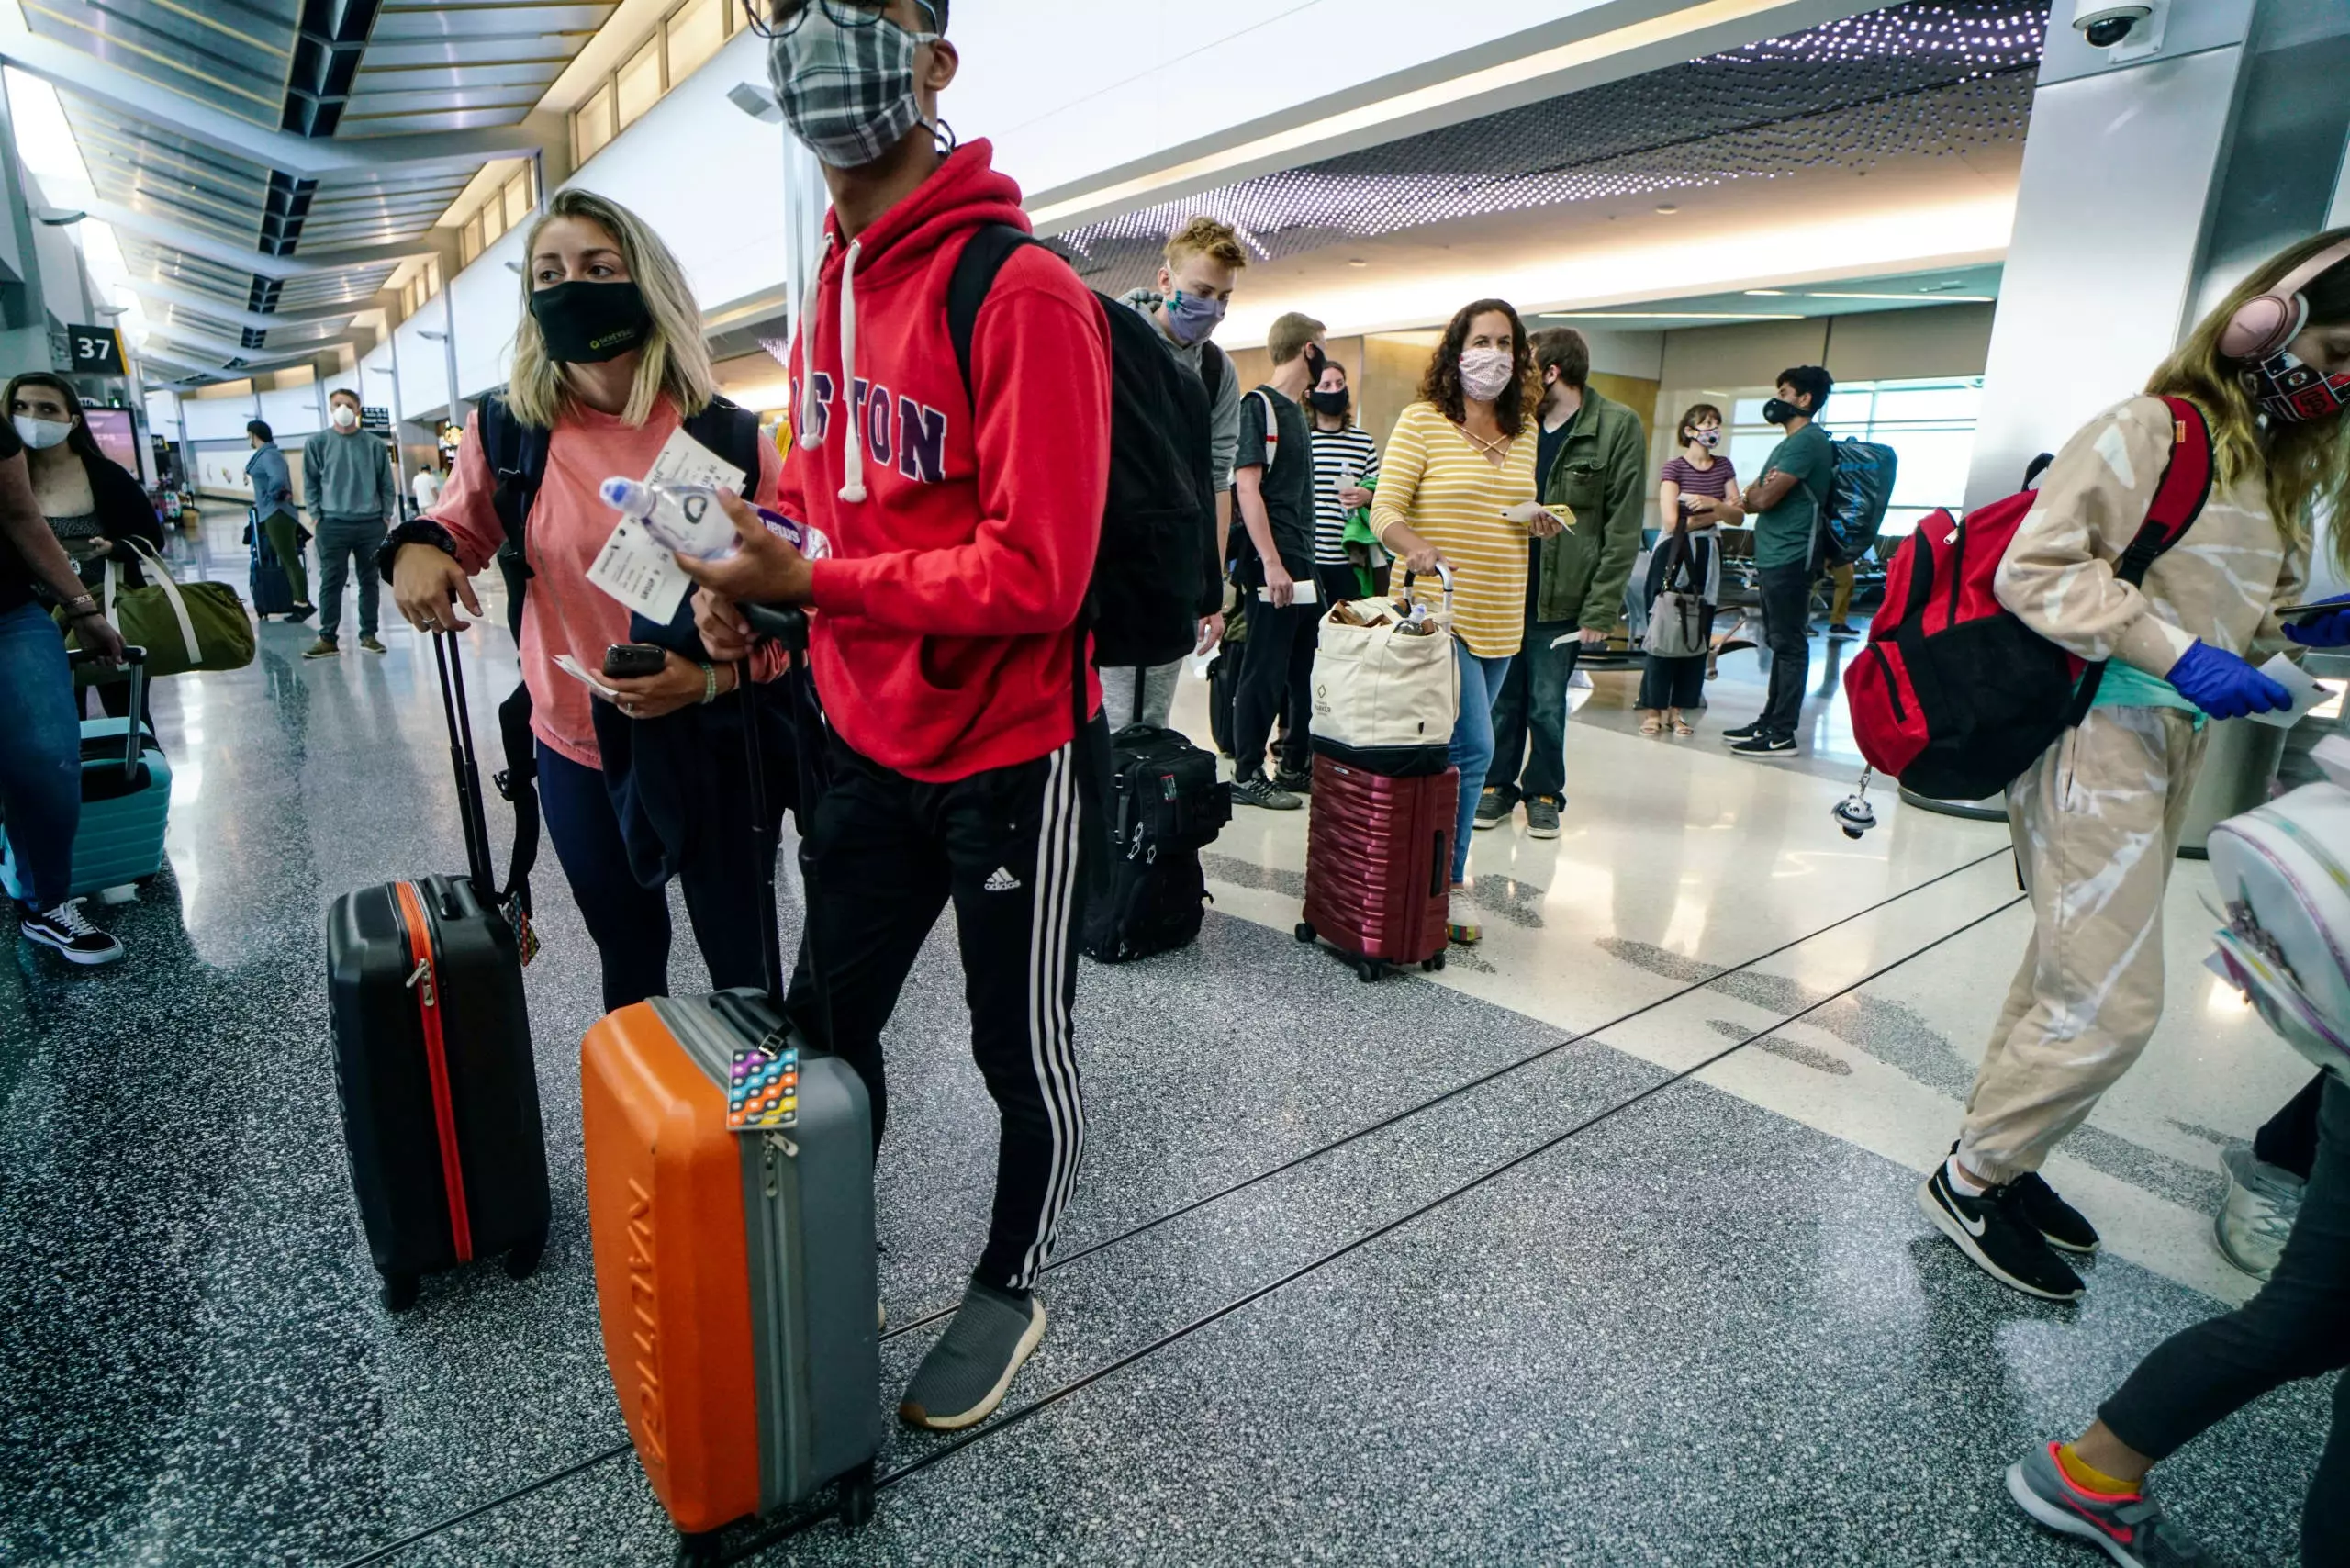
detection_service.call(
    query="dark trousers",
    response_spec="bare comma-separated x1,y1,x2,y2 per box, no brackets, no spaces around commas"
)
1236,593,1316,780
2100,1076,2350,1565
1486,617,1581,808
315,515,386,640
1755,561,1813,739
784,725,1100,1294
2258,1075,2326,1182
536,742,773,1014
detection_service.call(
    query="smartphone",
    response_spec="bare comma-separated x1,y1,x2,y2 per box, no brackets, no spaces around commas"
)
2268,602,2345,622
603,643,668,679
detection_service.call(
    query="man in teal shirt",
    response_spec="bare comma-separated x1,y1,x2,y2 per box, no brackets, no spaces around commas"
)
300,387,399,658
1726,365,1833,756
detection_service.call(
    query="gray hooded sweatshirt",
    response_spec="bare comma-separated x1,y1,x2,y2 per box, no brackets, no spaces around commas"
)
1121,288,1239,494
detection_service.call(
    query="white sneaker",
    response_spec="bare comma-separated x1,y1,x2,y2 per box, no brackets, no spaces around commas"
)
2215,1140,2301,1280
19,899,126,965
1447,889,1482,946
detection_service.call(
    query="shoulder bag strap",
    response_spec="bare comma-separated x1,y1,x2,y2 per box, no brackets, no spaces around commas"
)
947,223,1036,404
118,535,202,668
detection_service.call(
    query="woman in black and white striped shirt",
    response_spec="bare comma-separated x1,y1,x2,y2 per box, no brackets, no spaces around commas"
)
1306,361,1382,601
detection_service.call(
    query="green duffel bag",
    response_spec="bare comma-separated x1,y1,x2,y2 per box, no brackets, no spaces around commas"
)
62,536,254,682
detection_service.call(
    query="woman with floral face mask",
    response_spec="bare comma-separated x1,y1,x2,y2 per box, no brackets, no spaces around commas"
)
1370,298,1566,944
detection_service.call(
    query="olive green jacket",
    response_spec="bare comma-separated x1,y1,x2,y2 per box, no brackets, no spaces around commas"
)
1534,386,1648,631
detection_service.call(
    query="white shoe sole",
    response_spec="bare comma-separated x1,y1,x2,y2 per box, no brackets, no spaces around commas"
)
21,929,125,966
1915,1178,2082,1302
2005,1462,2146,1566
899,1299,1046,1432
1472,817,1503,831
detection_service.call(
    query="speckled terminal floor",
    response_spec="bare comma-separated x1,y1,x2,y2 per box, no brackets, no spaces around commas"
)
0,521,2332,1567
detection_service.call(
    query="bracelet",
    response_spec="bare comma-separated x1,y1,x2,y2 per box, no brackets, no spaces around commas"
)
699,661,719,705
62,595,100,619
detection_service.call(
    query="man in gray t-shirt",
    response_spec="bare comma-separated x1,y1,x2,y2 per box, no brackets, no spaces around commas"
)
1104,216,1247,731
300,386,398,657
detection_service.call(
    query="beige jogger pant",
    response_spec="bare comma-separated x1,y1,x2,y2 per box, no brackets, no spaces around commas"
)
1957,704,2208,1185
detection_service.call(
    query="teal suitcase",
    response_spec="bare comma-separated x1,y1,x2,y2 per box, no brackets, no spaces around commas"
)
1,650,171,902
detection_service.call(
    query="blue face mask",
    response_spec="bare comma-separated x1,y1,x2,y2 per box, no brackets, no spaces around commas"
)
1162,290,1225,346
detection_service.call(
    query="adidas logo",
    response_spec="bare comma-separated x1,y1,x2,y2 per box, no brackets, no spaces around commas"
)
983,868,1023,893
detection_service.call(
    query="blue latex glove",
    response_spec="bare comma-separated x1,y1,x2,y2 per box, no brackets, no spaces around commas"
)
2283,594,2350,648
2166,640,2291,720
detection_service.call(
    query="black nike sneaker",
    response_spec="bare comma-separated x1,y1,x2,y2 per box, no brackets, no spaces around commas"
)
1918,1162,2085,1301
2011,1171,2101,1255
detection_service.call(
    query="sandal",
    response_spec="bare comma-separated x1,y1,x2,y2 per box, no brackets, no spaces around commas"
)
1640,715,1664,736
1672,716,1695,737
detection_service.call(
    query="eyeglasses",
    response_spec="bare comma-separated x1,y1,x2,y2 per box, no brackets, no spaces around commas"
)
740,0,937,39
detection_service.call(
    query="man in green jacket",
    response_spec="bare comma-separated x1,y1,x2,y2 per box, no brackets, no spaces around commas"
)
1479,328,1647,838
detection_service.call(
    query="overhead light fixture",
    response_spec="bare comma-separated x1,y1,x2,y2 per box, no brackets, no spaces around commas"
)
1347,258,1369,268
34,206,86,227
1802,290,1994,302
1543,311,1805,321
1654,203,1679,215
1744,289,1787,297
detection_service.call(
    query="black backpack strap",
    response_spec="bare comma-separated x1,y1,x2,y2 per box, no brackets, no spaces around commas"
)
948,223,1039,401
478,394,551,641
1200,341,1229,409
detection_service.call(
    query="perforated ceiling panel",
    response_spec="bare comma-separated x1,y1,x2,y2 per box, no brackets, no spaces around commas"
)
1048,0,2047,287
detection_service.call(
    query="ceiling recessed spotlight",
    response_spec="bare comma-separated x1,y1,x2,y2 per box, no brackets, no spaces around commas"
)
1654,203,1679,214
1744,289,1787,297
1346,258,1368,268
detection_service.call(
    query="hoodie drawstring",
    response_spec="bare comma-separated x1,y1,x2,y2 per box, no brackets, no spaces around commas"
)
836,238,866,504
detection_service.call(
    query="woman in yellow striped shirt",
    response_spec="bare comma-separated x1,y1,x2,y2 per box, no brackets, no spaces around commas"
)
1371,298,1566,944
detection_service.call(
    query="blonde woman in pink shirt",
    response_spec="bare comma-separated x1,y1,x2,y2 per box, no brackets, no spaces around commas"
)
386,189,785,1012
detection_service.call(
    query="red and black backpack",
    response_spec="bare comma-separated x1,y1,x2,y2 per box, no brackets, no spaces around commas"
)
1844,396,2212,801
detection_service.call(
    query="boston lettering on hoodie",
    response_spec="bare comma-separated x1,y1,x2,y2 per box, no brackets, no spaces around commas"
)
785,140,1114,784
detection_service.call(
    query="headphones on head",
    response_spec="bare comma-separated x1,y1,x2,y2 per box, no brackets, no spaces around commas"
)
2220,235,2350,363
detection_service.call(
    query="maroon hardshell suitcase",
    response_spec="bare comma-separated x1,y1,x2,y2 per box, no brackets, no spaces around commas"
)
1296,755,1456,981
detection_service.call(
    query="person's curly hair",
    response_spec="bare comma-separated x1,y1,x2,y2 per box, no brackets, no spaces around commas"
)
1417,297,1538,438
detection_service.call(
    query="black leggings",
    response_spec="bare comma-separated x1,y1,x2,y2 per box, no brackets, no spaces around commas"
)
2099,1075,2350,1565
2257,1074,2326,1181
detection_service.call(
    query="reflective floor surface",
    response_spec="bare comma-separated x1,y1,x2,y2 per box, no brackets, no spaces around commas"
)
0,518,2329,1566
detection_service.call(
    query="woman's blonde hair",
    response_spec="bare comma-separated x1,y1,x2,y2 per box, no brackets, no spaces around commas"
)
507,188,713,431
2146,226,2350,566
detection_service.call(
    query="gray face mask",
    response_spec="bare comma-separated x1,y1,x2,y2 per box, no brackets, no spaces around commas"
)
766,7,941,170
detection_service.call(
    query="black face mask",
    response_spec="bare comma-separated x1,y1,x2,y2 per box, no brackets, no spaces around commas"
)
1309,388,1350,417
530,279,653,364
1302,344,1329,385
1762,397,1804,426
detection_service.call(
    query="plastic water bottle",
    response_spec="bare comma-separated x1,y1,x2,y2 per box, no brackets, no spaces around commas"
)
600,477,831,561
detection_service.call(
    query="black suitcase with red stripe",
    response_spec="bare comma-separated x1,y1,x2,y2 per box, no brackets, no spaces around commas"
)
327,633,550,1311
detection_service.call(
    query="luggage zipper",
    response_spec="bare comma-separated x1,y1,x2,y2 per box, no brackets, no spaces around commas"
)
760,1129,800,1198
1867,644,1908,723
393,880,474,1264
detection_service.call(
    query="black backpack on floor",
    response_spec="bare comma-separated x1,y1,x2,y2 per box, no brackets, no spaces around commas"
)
1082,721,1230,963
948,226,1225,670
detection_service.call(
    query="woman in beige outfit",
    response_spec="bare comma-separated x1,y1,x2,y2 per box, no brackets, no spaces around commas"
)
1920,230,2350,1303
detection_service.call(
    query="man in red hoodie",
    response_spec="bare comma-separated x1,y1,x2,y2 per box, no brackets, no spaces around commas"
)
688,0,1111,1433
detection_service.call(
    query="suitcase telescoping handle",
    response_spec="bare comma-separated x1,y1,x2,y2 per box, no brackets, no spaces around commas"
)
1399,562,1457,619
430,631,498,903
68,645,149,780
734,602,835,1043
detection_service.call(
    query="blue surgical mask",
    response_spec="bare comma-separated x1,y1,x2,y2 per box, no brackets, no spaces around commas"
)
1162,290,1225,346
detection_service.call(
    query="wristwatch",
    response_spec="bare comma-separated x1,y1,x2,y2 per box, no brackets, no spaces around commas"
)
62,594,101,620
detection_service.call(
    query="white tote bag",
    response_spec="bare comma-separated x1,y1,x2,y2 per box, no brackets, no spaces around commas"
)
1309,591,1458,758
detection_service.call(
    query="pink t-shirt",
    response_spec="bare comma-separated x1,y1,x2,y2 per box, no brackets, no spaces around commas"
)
427,398,785,768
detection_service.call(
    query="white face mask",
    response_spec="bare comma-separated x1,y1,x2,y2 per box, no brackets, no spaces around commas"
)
330,405,359,430
14,414,72,451
1458,347,1516,404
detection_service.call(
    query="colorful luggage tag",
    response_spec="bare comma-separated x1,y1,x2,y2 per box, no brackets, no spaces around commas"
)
726,1041,799,1133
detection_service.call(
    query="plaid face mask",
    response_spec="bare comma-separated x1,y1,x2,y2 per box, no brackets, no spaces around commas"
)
765,5,939,169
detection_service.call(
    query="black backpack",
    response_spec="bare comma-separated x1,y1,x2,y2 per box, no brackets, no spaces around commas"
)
947,225,1225,670
470,391,769,895
1081,721,1230,963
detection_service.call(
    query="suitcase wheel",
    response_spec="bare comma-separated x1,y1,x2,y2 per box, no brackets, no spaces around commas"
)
1422,954,1446,973
504,1224,548,1282
838,1461,878,1529
378,1271,420,1314
1292,922,1315,945
673,1531,723,1566
1353,958,1384,984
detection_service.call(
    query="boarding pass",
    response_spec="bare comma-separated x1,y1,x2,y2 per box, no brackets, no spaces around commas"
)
584,428,749,622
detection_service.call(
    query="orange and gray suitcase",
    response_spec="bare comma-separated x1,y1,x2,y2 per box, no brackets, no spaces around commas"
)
582,607,881,1553
327,633,549,1311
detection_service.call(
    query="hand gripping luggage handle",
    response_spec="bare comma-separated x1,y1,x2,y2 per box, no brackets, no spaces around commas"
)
430,632,498,901
1400,563,1457,616
69,644,149,779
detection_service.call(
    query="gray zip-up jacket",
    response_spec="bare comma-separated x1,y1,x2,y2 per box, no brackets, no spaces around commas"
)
301,425,399,525
1121,288,1238,493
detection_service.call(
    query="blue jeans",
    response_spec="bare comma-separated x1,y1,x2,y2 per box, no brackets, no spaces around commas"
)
1451,644,1512,885
0,601,82,910
537,742,774,1014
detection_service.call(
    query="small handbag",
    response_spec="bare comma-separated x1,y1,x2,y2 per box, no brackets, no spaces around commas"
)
1642,531,1707,661
63,535,256,681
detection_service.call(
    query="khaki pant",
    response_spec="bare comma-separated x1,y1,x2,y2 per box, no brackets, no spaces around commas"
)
1958,705,2207,1184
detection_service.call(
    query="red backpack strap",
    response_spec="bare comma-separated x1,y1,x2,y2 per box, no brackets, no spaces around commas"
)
2113,396,2213,587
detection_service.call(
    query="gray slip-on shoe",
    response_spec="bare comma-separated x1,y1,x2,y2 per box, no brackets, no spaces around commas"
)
899,1279,1046,1432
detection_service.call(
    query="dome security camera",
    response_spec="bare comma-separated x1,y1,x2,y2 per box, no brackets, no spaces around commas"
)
2073,0,2163,56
